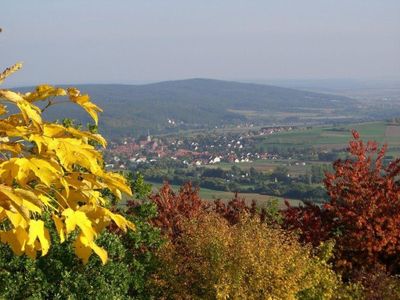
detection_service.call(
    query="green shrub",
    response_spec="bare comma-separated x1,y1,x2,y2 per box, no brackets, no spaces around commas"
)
0,202,163,299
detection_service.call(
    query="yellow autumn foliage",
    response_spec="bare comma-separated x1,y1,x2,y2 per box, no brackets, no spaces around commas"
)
156,213,357,300
0,63,134,264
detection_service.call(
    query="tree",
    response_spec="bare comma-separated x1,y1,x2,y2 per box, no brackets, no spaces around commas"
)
324,130,400,274
311,164,325,183
284,131,400,277
271,165,290,182
0,63,134,264
149,182,206,240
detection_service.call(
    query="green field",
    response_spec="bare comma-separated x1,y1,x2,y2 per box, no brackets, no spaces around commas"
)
205,160,329,176
256,122,400,152
201,121,400,180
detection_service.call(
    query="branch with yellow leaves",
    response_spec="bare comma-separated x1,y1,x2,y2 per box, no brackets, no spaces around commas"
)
0,62,23,84
0,63,133,264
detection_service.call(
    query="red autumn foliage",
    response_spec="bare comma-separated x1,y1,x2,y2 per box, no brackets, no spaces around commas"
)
149,182,207,240
325,130,400,274
282,200,333,247
214,192,267,225
149,182,268,240
284,130,400,276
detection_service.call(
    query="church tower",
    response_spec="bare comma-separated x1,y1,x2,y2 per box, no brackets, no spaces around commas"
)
147,129,151,142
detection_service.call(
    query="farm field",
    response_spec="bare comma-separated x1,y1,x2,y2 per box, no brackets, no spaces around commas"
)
255,122,400,152
205,160,330,176
227,108,352,122
200,121,400,180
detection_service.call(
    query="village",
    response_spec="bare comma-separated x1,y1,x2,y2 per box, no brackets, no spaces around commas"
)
104,126,298,169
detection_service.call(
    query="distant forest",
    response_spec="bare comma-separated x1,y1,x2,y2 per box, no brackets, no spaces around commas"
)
17,79,357,137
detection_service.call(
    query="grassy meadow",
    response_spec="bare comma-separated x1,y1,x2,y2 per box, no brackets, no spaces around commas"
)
256,122,400,151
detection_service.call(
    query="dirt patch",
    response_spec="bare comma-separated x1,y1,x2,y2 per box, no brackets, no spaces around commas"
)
385,125,400,137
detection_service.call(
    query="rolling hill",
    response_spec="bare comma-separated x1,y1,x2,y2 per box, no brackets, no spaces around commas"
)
17,79,357,137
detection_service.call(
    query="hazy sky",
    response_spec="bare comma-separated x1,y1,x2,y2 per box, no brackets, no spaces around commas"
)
2,0,400,86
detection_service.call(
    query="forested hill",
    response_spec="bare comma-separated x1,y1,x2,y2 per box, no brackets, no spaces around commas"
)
18,79,356,137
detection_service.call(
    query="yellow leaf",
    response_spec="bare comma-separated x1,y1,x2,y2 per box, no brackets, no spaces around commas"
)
106,209,135,232
74,233,108,265
73,234,92,264
27,220,51,256
0,121,29,137
0,142,22,156
99,171,132,199
63,208,96,242
29,157,63,187
68,89,102,125
67,126,107,148
60,189,87,208
0,186,32,222
28,134,46,154
0,186,22,206
0,159,29,186
0,157,63,187
24,244,37,259
42,123,66,137
0,104,7,115
0,227,28,255
14,189,43,213
0,207,6,222
80,206,111,232
91,241,108,265
17,100,42,125
0,90,42,125
52,214,65,243
38,194,56,210
0,89,24,103
60,178,70,198
0,62,22,84
23,85,66,102
66,172,106,191
47,137,102,173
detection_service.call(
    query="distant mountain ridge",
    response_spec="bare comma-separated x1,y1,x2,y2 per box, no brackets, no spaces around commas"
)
17,78,357,137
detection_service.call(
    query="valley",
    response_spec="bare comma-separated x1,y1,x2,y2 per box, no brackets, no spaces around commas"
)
106,120,400,206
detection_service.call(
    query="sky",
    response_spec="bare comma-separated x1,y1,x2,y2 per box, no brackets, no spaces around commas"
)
1,0,400,86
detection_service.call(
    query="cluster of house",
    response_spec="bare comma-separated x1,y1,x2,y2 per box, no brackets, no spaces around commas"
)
259,126,296,135
105,127,292,169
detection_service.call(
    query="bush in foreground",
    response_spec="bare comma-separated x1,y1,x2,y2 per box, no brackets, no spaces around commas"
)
154,213,357,299
0,201,163,299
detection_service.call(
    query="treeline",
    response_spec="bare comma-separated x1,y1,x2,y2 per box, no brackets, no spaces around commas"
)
137,162,329,203
31,79,355,138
